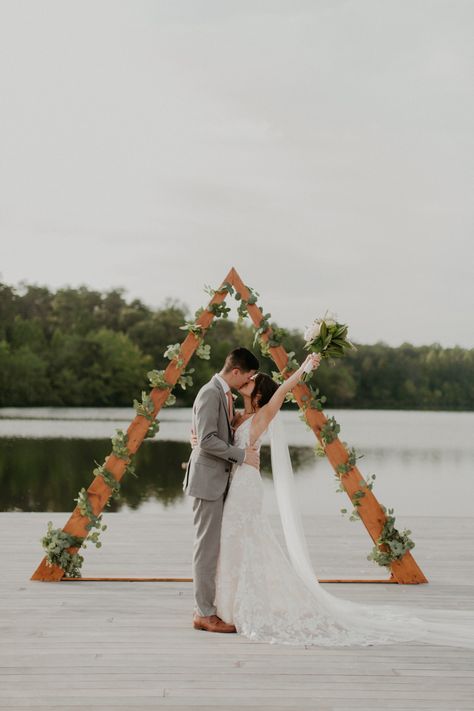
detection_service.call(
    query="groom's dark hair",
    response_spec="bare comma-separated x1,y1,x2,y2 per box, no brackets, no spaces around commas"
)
223,347,259,373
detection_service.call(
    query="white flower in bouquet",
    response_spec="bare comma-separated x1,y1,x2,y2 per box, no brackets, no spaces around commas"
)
322,310,338,327
303,321,320,342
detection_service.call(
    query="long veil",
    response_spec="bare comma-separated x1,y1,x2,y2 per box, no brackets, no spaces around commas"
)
268,411,474,649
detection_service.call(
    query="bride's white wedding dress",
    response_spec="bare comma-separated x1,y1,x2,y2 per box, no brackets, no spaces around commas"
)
214,413,474,649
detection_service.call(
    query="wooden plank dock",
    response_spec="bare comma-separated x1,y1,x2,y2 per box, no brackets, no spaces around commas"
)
1,510,473,710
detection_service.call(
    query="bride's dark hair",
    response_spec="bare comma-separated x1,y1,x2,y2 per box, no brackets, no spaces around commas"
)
251,373,279,410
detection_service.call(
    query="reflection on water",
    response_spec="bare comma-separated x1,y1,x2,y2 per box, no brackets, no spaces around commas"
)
0,436,314,513
0,407,473,516
0,438,188,512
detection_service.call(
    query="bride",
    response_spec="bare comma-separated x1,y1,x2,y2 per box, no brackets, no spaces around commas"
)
191,354,474,649
193,354,474,649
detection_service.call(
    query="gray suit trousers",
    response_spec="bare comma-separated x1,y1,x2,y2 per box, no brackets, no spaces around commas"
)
192,481,230,617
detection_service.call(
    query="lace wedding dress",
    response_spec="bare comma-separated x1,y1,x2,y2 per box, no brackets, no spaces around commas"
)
214,413,474,648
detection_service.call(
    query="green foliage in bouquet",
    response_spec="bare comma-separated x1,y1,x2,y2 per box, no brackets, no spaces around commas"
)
304,313,357,361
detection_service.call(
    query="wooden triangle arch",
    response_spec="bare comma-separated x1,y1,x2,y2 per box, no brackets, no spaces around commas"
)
31,266,428,584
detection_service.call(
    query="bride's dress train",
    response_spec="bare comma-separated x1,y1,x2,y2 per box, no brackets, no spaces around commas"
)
214,413,474,648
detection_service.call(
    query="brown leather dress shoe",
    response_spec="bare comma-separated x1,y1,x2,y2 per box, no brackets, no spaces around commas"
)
193,613,236,633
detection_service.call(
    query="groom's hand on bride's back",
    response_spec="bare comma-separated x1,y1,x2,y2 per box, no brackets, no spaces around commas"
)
244,446,259,469
189,427,259,468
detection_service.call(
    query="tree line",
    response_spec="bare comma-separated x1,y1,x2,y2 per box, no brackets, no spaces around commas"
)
0,281,472,410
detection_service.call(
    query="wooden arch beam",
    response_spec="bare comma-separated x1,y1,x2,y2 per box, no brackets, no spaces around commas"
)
31,266,427,584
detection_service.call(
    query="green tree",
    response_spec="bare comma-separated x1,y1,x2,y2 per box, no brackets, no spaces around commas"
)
0,279,472,411
0,341,50,406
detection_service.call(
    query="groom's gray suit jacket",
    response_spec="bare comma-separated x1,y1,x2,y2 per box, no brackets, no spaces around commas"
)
183,374,246,500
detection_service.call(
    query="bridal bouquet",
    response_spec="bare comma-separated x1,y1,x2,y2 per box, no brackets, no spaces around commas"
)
303,310,356,360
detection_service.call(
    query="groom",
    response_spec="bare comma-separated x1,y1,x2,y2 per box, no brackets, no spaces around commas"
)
183,347,260,633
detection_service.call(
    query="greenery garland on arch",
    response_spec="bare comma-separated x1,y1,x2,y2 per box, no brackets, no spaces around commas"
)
39,277,416,576
41,523,88,578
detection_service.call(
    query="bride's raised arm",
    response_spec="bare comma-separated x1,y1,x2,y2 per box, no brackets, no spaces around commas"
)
252,353,321,441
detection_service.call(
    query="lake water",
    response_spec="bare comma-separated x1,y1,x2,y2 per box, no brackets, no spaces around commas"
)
0,407,473,517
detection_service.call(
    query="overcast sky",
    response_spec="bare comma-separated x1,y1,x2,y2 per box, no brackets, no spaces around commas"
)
0,0,472,347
